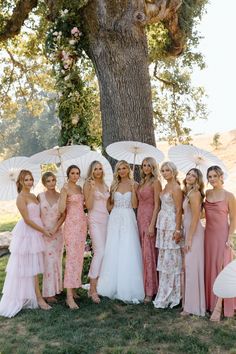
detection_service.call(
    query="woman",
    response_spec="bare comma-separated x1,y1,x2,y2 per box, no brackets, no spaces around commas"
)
181,168,205,316
59,165,87,309
0,170,52,318
97,160,145,303
153,161,183,309
83,161,110,304
38,172,65,303
205,165,236,321
137,157,162,303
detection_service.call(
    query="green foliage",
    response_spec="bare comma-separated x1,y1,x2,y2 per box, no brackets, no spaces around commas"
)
211,133,222,150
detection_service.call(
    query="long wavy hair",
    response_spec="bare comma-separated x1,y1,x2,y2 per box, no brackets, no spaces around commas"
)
139,157,159,186
16,170,34,193
86,160,106,185
110,160,132,196
183,168,205,201
207,165,224,184
160,161,180,185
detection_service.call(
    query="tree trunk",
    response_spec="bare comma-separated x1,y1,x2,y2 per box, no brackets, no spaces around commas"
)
82,0,156,149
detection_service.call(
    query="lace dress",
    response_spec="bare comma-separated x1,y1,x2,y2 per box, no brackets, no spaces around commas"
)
153,193,183,308
97,191,145,303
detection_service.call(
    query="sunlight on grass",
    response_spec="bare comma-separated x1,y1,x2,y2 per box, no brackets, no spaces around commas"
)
0,213,20,232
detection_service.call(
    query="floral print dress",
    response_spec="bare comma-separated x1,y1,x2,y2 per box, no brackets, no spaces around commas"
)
153,192,183,308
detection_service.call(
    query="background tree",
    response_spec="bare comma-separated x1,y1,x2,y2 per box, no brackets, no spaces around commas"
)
0,0,208,152
211,132,222,150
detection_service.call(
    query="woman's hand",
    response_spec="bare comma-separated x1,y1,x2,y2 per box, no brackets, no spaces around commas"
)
173,230,182,244
62,183,69,191
184,238,192,253
225,239,234,248
148,225,155,237
44,229,53,238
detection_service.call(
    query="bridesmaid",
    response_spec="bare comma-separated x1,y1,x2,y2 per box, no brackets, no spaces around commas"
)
38,172,65,303
181,168,205,316
83,161,109,304
59,165,87,309
205,165,236,321
153,161,183,309
0,170,52,317
137,157,162,303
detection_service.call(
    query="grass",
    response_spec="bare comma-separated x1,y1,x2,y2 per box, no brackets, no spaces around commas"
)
1,255,236,354
1,216,236,353
0,213,20,232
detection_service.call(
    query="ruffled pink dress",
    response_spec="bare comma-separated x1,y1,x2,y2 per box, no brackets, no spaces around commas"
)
88,190,109,279
39,192,64,297
0,203,45,318
63,194,87,289
137,185,158,297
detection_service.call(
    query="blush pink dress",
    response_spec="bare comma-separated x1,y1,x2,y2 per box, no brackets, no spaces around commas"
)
39,192,64,297
183,196,205,316
0,203,45,318
205,198,235,317
88,190,109,279
137,185,158,297
63,193,87,289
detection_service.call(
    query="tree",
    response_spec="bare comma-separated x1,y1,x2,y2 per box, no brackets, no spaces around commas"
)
0,0,208,149
211,133,222,150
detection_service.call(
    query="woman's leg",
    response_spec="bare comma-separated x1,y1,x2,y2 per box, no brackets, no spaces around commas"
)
35,276,51,310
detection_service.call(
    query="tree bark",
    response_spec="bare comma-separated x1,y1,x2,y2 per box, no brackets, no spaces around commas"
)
82,0,156,149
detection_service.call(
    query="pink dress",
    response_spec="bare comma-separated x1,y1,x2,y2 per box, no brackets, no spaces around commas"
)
183,196,205,316
137,185,158,297
63,194,87,289
205,199,235,317
39,192,64,297
88,190,109,279
0,203,45,318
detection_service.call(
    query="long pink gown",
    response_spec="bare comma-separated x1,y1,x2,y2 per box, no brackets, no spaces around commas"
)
39,192,64,297
63,194,87,289
0,203,45,318
205,199,235,317
183,197,205,316
137,185,158,297
88,190,109,279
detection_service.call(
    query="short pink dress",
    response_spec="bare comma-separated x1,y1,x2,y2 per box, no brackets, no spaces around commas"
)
39,192,64,297
63,194,87,289
137,185,158,297
205,198,235,317
0,203,45,318
88,190,109,279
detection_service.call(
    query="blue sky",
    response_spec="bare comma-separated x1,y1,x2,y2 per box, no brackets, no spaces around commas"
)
186,0,236,134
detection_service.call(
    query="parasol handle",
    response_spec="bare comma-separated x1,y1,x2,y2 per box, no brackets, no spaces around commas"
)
132,152,137,172
58,149,66,182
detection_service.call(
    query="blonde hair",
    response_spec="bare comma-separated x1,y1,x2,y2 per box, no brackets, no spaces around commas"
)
16,170,34,193
207,165,224,184
41,171,56,186
160,161,180,184
140,157,159,186
183,168,205,201
86,160,105,184
110,160,132,195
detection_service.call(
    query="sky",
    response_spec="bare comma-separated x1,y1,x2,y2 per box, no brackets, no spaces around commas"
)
186,0,236,135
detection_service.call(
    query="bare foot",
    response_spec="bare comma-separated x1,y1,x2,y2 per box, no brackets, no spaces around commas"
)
45,296,57,303
38,298,52,310
66,297,79,310
180,310,190,316
144,296,152,304
89,292,100,304
72,290,79,299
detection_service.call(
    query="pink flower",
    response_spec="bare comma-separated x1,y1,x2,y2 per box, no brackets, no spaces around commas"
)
71,27,79,35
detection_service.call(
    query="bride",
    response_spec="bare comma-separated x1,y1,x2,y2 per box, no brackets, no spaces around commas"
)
97,160,145,303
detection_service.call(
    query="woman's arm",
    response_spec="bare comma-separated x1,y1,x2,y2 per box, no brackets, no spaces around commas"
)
185,191,201,252
172,186,183,243
83,180,95,210
227,192,236,245
148,180,162,236
16,196,52,237
131,181,138,209
107,194,114,213
58,185,68,214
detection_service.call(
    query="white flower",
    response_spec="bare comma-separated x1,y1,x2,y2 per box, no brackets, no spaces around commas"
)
58,31,62,36
61,69,65,74
64,75,70,81
69,39,76,45
53,31,58,36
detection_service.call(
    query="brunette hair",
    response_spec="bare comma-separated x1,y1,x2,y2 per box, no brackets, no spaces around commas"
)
183,168,205,201
41,171,56,186
139,157,159,186
207,165,224,184
16,170,34,193
66,165,80,179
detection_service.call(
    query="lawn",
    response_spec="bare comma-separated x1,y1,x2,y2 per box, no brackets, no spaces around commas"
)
1,254,236,354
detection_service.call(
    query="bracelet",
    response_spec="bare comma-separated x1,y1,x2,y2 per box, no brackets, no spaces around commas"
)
175,230,181,233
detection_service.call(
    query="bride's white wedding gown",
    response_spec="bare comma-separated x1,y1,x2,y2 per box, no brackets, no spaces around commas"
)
97,191,145,303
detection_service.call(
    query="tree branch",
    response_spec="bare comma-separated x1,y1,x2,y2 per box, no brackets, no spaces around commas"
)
0,0,38,42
